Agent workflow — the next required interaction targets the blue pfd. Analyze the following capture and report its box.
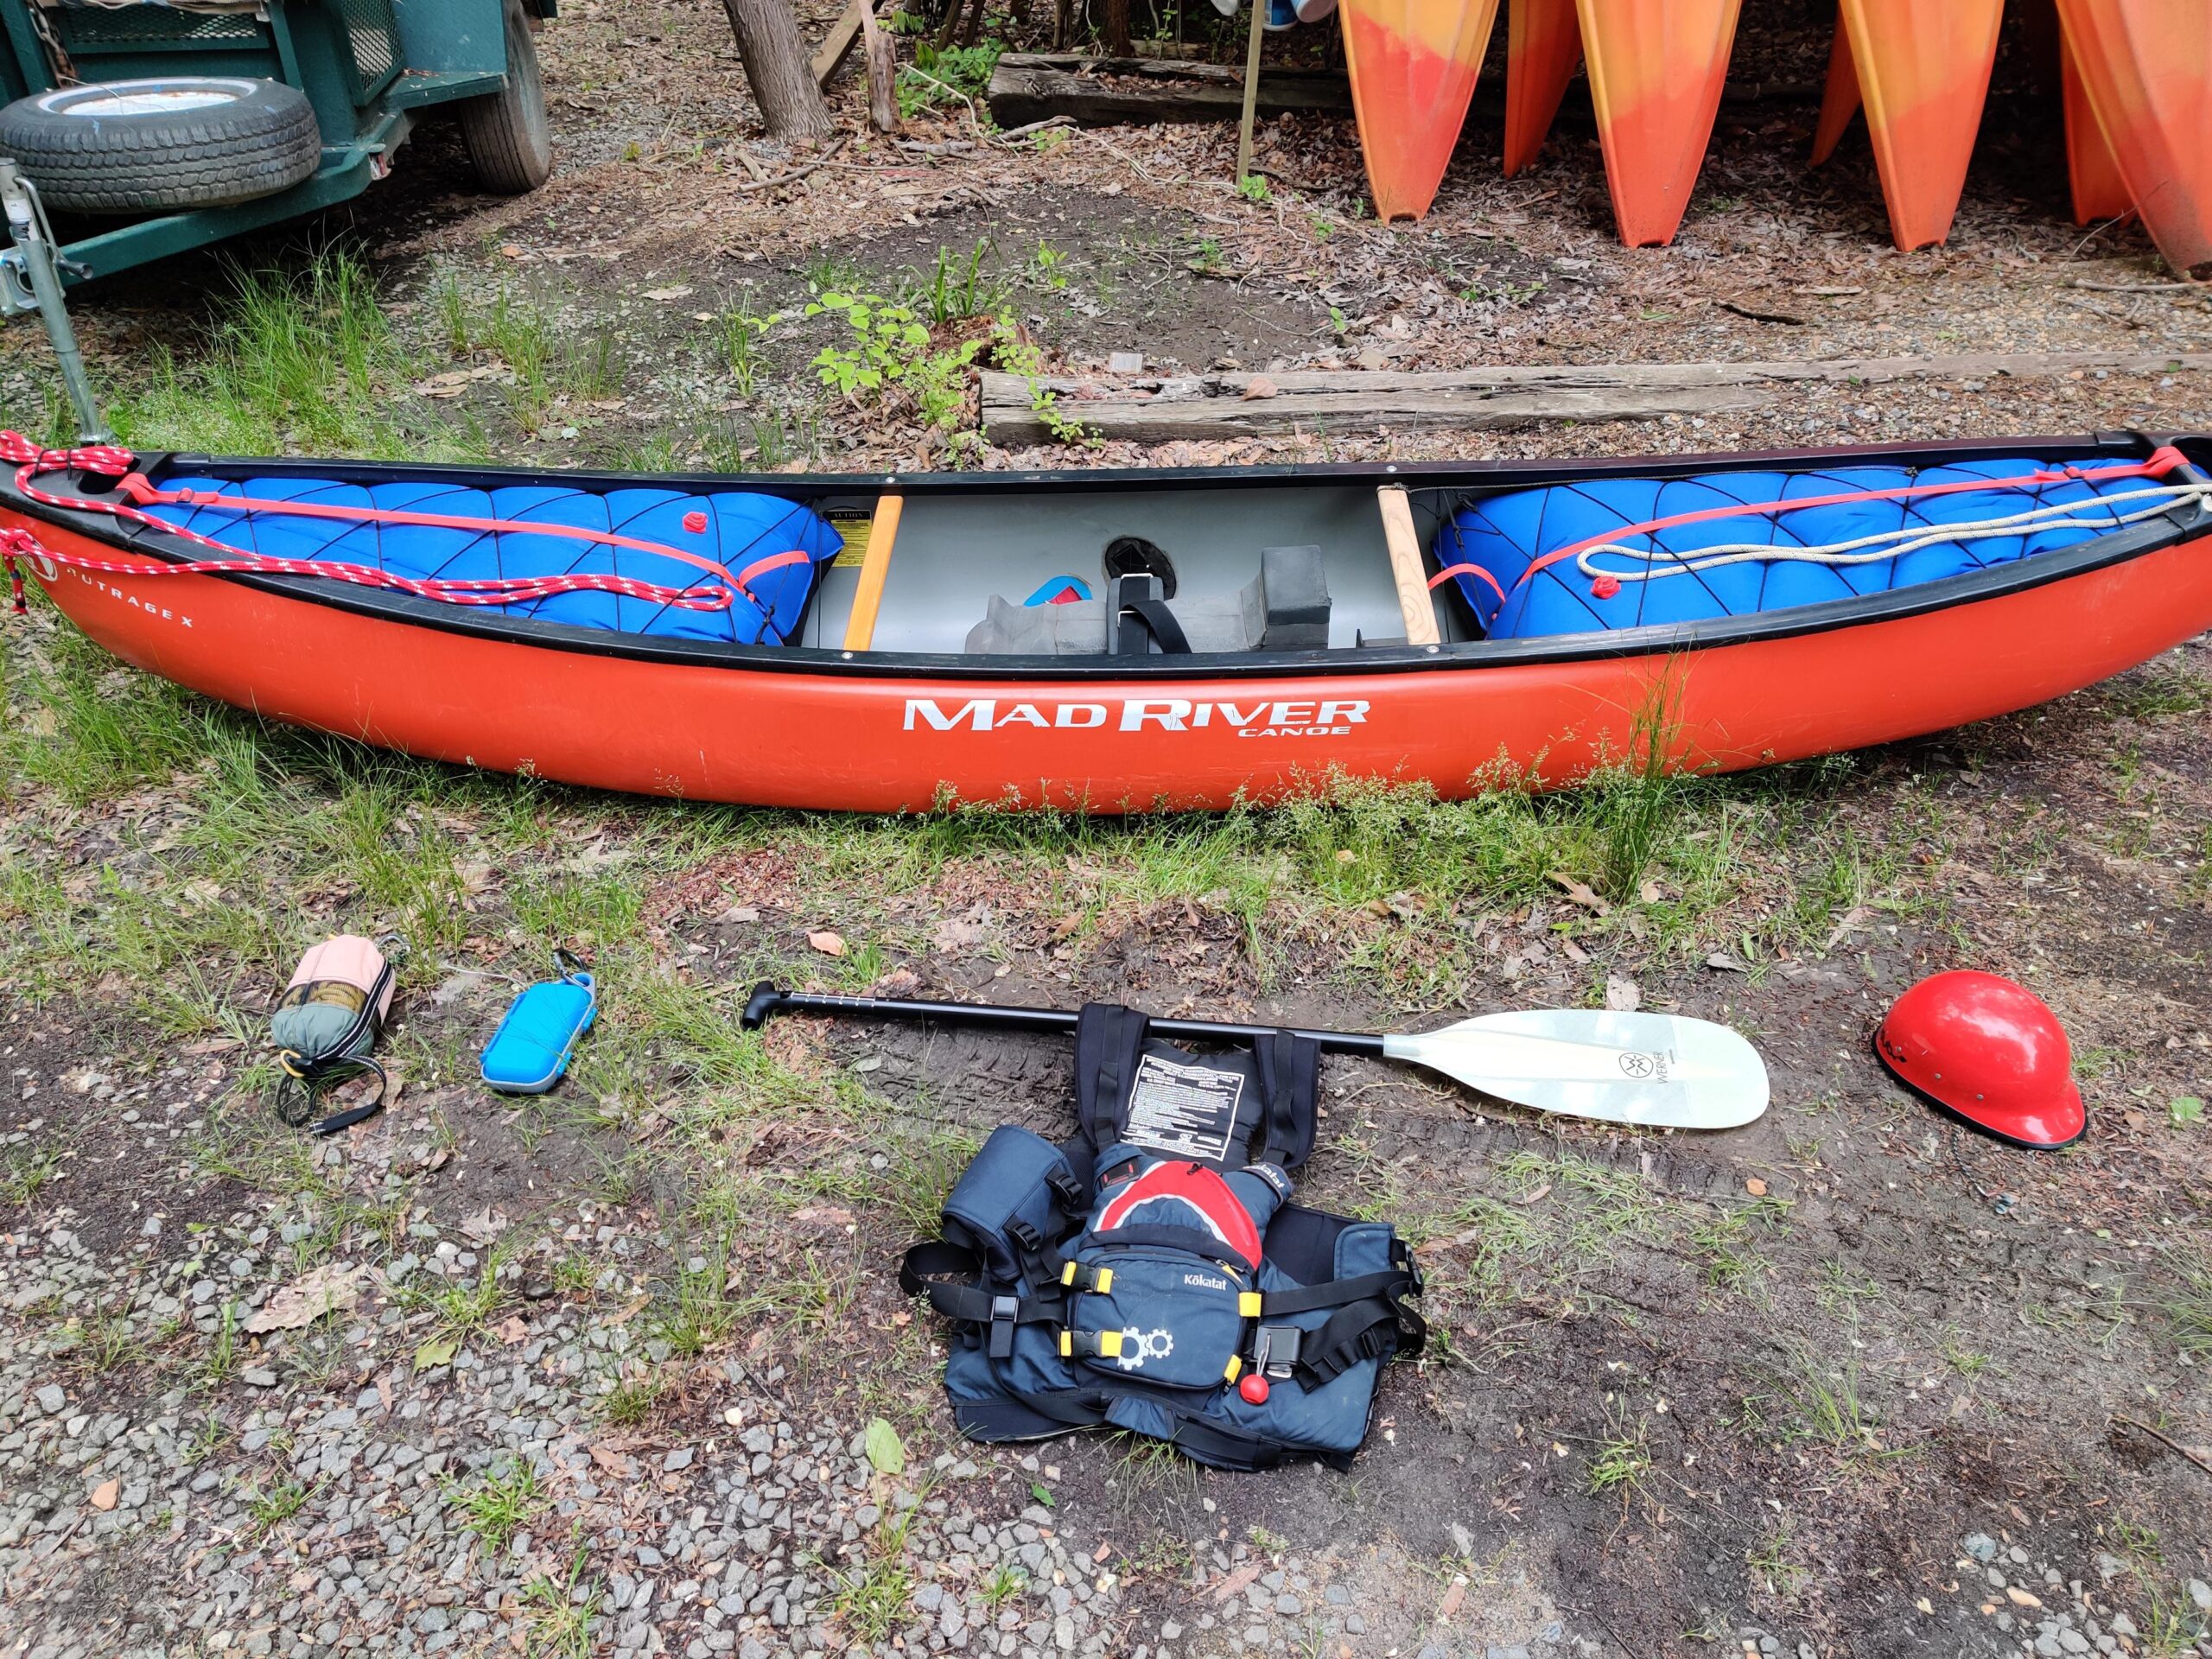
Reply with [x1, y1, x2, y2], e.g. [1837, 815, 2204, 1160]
[899, 1004, 1425, 1471]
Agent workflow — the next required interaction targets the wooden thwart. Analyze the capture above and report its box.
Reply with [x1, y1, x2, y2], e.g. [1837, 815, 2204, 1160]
[981, 350, 2212, 444]
[1376, 486, 1441, 647]
[841, 493, 904, 652]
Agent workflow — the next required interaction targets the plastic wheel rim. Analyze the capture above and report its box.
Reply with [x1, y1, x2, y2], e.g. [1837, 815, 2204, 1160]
[37, 79, 257, 118]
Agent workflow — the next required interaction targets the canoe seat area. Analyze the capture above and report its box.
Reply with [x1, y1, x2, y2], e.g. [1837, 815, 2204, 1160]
[146, 477, 843, 645]
[1433, 457, 2170, 639]
[963, 544, 1332, 656]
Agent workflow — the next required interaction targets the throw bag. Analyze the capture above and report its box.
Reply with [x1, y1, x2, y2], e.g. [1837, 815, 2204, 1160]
[270, 933, 400, 1135]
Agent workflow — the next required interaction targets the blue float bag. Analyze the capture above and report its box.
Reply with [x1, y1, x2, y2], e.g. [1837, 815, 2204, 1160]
[145, 476, 843, 646]
[1432, 455, 2171, 639]
[900, 1005, 1424, 1471]
[481, 950, 597, 1094]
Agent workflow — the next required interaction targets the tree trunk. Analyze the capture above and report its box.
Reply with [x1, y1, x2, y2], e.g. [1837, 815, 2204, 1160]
[1102, 0, 1131, 55]
[719, 0, 836, 143]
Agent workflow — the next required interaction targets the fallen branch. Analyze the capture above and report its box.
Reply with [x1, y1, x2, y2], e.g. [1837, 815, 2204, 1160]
[2069, 279, 2208, 294]
[2111, 1415, 2212, 1482]
[980, 348, 2212, 444]
[1714, 297, 1808, 327]
[729, 131, 851, 193]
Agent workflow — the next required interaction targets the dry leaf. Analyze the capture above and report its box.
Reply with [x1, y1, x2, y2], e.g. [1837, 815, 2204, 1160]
[1605, 976, 1642, 1012]
[2005, 1587, 2043, 1609]
[1438, 1580, 1466, 1619]
[1706, 952, 1749, 973]
[1745, 1176, 1770, 1197]
[89, 1478, 119, 1511]
[1549, 872, 1610, 913]
[497, 1316, 530, 1344]
[1558, 936, 1591, 964]
[245, 1262, 368, 1333]
[792, 1205, 855, 1225]
[1241, 375, 1279, 401]
[644, 285, 695, 302]
[1637, 879, 1663, 904]
[588, 1444, 635, 1480]
[807, 930, 848, 957]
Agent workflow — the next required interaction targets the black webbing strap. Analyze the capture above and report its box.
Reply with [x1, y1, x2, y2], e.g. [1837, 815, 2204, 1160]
[1256, 1268, 1414, 1319]
[898, 1238, 978, 1296]
[900, 1239, 1067, 1358]
[1116, 596, 1192, 655]
[1074, 1003, 1149, 1157]
[1250, 1027, 1320, 1171]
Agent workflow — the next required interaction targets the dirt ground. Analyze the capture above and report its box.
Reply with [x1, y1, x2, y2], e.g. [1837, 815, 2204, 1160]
[2, 3, 2210, 1658]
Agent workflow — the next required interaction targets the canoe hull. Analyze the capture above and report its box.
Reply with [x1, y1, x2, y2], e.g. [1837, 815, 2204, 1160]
[15, 506, 2210, 812]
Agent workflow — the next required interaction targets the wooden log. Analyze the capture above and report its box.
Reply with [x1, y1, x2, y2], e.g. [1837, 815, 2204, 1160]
[1376, 486, 1441, 646]
[981, 350, 2212, 444]
[986, 53, 1352, 128]
[859, 1, 897, 132]
[810, 0, 865, 89]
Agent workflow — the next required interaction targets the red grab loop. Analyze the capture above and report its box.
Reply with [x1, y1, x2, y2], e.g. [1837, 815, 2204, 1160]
[1509, 448, 2196, 593]
[0, 431, 135, 477]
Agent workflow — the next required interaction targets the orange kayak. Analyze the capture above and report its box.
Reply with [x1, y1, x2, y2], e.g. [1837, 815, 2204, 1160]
[1338, 0, 1501, 220]
[2053, 0, 2209, 270]
[1502, 0, 1580, 177]
[1575, 0, 1743, 247]
[2061, 26, 2133, 225]
[1809, 0, 2003, 251]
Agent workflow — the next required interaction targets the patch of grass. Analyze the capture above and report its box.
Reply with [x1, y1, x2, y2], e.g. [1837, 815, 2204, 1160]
[1688, 1195, 1792, 1291]
[520, 1541, 598, 1659]
[0, 1144, 60, 1209]
[242, 1478, 312, 1535]
[881, 1132, 980, 1237]
[109, 249, 429, 459]
[447, 1458, 546, 1555]
[2113, 663, 2210, 721]
[980, 1563, 1027, 1610]
[1585, 1405, 1652, 1499]
[832, 1509, 917, 1643]
[899, 239, 1005, 326]
[62, 1306, 144, 1374]
[2161, 1247, 2212, 1355]
[1748, 1342, 1891, 1459]
[1746, 1517, 1811, 1600]
[600, 1376, 664, 1427]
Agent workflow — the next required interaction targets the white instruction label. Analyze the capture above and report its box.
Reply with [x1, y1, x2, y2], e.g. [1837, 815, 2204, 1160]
[1122, 1053, 1244, 1163]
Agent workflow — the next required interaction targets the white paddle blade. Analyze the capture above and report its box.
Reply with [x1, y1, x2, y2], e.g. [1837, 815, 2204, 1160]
[1382, 1008, 1770, 1130]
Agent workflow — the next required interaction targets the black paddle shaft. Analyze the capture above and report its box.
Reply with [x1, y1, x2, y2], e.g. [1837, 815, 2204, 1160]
[741, 982, 1388, 1055]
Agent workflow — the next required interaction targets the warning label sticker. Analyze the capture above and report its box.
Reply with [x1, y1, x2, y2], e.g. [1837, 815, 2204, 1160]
[1122, 1053, 1244, 1163]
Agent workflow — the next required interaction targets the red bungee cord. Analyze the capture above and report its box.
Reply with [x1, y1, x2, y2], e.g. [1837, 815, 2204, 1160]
[0, 432, 811, 622]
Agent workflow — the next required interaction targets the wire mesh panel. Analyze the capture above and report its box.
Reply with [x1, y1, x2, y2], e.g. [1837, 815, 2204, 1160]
[50, 3, 268, 50]
[328, 0, 401, 102]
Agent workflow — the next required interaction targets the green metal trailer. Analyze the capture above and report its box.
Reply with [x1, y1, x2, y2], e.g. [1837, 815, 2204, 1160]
[0, 0, 555, 437]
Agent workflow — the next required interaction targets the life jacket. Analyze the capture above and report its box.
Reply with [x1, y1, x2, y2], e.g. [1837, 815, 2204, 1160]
[899, 1004, 1425, 1471]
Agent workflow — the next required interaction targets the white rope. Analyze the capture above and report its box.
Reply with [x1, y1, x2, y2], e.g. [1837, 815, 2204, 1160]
[1574, 480, 2212, 587]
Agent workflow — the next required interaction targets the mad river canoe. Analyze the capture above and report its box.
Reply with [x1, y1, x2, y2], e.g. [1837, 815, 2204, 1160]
[3, 429, 2209, 812]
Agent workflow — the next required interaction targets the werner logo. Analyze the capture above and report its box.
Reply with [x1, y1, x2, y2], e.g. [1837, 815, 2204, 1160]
[902, 697, 1370, 739]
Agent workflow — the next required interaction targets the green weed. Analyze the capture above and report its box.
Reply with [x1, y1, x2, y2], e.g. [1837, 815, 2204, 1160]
[447, 1458, 546, 1554]
[242, 1478, 311, 1535]
[0, 1144, 60, 1209]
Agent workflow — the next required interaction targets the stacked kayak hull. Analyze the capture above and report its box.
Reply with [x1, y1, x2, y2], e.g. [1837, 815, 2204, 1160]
[2053, 0, 2212, 271]
[1338, 0, 1501, 221]
[1810, 0, 2003, 251]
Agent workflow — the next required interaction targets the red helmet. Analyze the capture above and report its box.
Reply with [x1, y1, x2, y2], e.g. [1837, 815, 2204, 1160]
[1875, 971, 2085, 1150]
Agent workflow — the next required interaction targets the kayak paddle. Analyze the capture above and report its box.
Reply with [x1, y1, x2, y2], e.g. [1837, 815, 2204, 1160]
[740, 985, 1768, 1132]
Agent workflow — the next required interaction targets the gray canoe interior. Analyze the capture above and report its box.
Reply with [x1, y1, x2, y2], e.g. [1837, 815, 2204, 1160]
[793, 482, 1476, 653]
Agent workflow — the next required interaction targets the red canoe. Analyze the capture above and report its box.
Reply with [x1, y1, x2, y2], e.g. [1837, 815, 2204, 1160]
[3, 430, 2209, 812]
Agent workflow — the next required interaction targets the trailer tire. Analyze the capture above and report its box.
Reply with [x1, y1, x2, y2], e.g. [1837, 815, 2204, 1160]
[458, 0, 553, 195]
[0, 78, 321, 214]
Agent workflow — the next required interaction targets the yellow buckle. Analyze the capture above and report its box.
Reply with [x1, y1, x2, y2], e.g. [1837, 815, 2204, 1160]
[1097, 1328, 1124, 1357]
[1096, 1268, 1113, 1294]
[1238, 1292, 1263, 1318]
[1224, 1355, 1243, 1382]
